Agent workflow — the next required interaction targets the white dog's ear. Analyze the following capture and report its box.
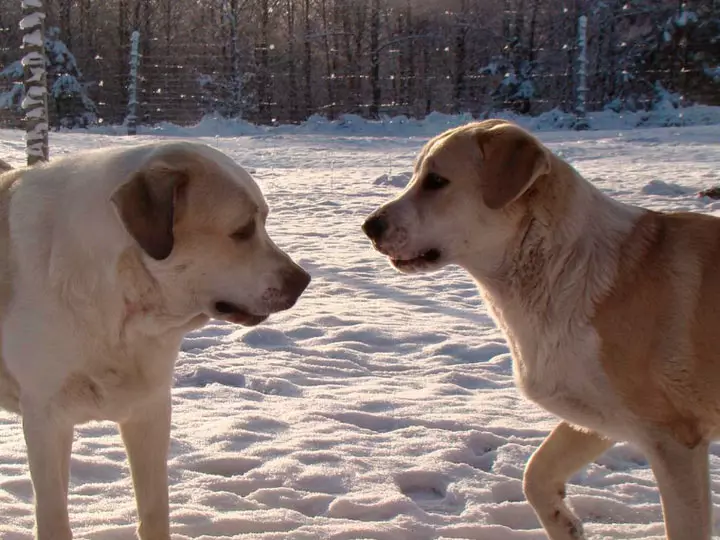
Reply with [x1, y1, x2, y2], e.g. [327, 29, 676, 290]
[111, 166, 187, 260]
[477, 124, 551, 210]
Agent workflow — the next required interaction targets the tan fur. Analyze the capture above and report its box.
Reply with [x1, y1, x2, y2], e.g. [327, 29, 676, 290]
[364, 119, 720, 540]
[594, 211, 720, 447]
[0, 158, 12, 172]
[476, 123, 551, 209]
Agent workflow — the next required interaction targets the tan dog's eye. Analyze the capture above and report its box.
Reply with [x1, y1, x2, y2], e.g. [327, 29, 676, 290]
[422, 172, 450, 191]
[231, 219, 256, 241]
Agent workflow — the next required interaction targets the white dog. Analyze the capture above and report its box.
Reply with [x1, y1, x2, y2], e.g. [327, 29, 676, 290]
[364, 119, 720, 540]
[0, 141, 310, 539]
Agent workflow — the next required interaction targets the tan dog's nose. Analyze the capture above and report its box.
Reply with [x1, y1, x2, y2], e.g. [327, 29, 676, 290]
[362, 214, 387, 241]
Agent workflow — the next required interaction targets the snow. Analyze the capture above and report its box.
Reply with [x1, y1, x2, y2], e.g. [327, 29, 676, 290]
[674, 9, 698, 28]
[21, 29, 44, 48]
[1, 121, 720, 538]
[72, 106, 720, 140]
[706, 66, 720, 83]
[20, 51, 44, 67]
[373, 172, 412, 188]
[20, 87, 45, 110]
[19, 11, 45, 30]
[0, 84, 23, 109]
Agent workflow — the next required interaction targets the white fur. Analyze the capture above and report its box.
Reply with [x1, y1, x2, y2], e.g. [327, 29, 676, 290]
[0, 141, 309, 539]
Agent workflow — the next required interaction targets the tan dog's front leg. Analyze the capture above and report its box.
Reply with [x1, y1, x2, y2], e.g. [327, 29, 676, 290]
[22, 406, 74, 540]
[120, 393, 172, 540]
[523, 421, 613, 540]
[644, 434, 711, 540]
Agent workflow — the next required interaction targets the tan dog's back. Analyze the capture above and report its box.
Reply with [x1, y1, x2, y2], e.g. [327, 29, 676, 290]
[594, 211, 720, 445]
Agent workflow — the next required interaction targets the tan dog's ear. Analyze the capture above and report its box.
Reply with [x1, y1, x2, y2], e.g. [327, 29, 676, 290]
[477, 124, 550, 210]
[111, 167, 187, 260]
[0, 159, 12, 172]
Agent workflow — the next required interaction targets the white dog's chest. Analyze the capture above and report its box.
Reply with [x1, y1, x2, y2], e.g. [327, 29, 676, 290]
[63, 352, 175, 423]
[3, 308, 179, 424]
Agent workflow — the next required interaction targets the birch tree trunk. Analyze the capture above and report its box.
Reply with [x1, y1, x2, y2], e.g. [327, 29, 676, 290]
[20, 0, 49, 165]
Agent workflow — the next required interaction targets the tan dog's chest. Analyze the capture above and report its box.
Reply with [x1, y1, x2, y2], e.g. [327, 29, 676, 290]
[495, 301, 630, 438]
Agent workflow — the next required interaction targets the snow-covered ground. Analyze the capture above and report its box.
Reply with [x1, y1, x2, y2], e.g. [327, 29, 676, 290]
[1, 121, 720, 539]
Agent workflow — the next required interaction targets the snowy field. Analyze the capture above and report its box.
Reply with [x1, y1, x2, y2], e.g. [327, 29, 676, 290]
[1, 121, 720, 539]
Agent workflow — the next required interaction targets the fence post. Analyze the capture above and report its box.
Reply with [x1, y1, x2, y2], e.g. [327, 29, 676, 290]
[574, 14, 589, 130]
[20, 0, 49, 165]
[126, 30, 140, 135]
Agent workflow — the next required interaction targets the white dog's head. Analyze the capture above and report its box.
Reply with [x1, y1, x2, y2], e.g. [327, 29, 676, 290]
[363, 120, 551, 275]
[111, 142, 310, 327]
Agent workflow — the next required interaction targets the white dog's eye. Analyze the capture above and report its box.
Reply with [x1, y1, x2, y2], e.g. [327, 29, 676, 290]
[231, 219, 256, 241]
[422, 172, 450, 191]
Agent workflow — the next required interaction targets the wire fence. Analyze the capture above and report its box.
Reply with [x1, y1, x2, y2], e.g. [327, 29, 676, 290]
[1, 39, 718, 130]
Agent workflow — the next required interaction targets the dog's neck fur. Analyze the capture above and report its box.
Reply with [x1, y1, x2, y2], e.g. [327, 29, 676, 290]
[42, 188, 203, 343]
[465, 155, 644, 356]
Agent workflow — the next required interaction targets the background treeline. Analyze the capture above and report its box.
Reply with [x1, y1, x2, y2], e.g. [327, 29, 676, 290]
[0, 0, 718, 128]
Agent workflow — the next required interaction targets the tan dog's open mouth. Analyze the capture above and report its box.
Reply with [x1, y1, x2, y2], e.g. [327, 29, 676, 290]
[389, 248, 442, 272]
[213, 301, 269, 326]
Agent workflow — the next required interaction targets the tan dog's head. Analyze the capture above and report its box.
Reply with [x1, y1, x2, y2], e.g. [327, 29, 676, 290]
[362, 120, 551, 275]
[111, 142, 310, 326]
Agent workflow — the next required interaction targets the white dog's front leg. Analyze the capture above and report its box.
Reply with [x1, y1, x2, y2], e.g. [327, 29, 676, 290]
[120, 393, 172, 540]
[22, 405, 74, 540]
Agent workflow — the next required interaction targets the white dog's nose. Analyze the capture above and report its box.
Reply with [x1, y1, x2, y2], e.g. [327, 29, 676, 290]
[281, 266, 311, 303]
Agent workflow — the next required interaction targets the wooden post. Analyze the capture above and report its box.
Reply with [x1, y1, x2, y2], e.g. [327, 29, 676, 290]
[127, 30, 140, 135]
[574, 15, 589, 130]
[20, 0, 49, 165]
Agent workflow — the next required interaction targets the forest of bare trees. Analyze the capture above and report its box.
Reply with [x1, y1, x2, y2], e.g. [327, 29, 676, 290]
[0, 0, 718, 128]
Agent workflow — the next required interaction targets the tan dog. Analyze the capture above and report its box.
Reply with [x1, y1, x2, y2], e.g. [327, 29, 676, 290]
[0, 141, 310, 539]
[363, 119, 719, 540]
